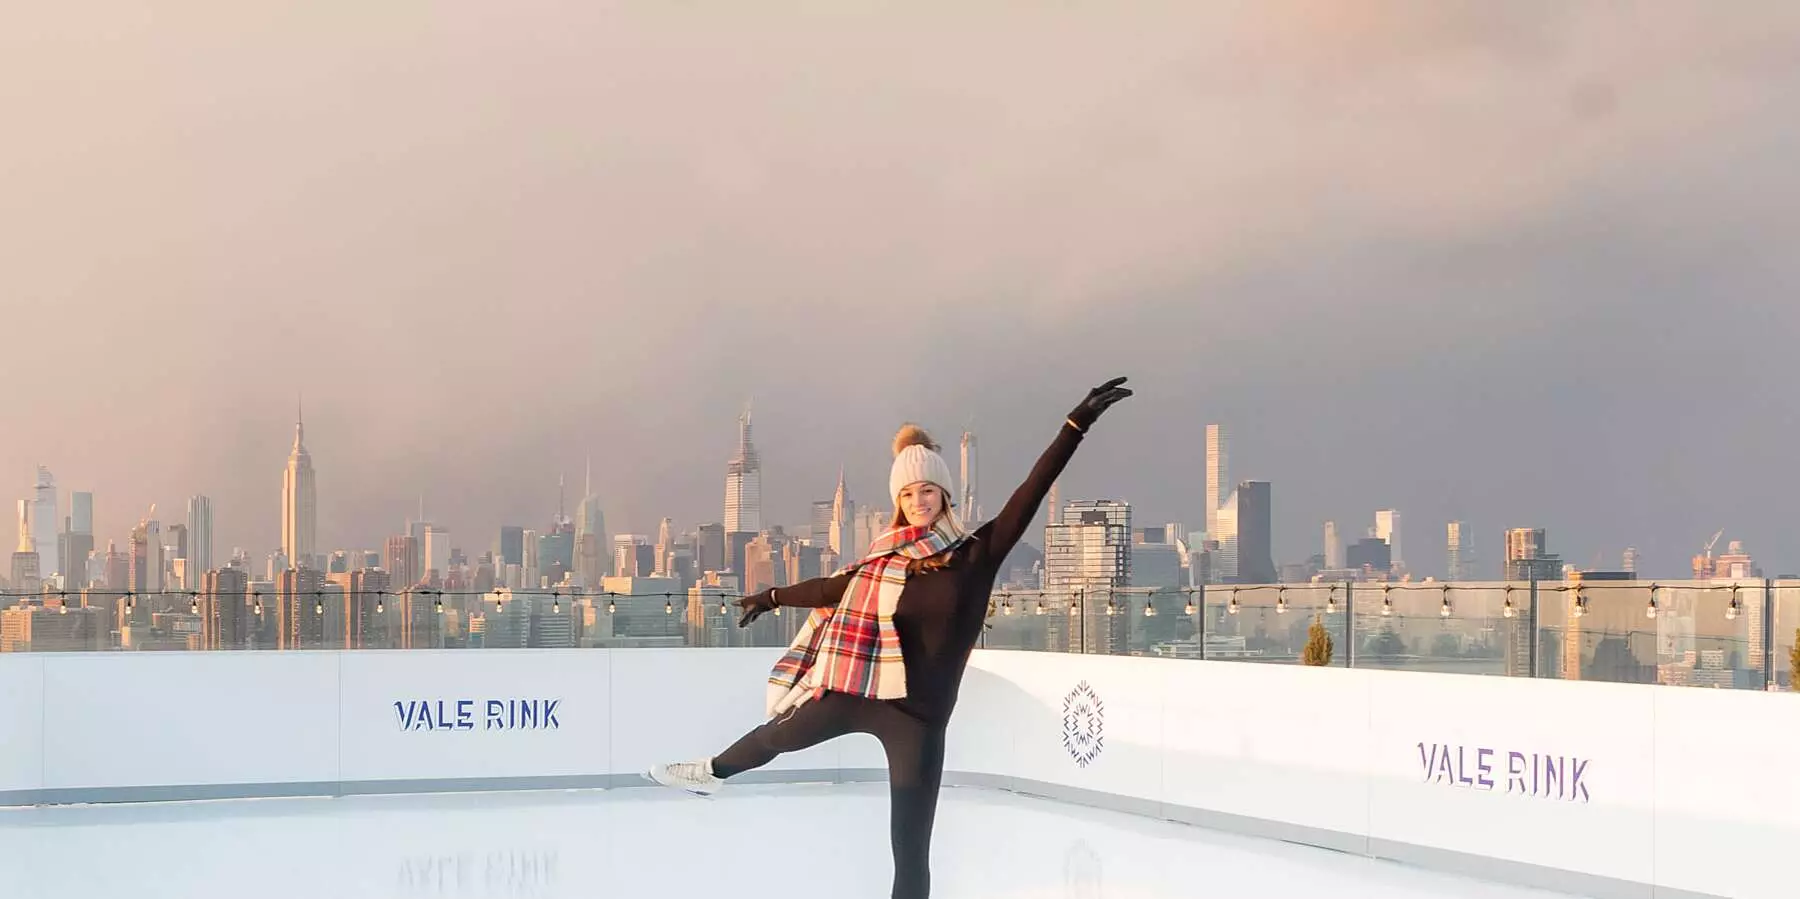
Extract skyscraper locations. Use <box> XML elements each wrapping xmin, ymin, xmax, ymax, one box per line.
<box><xmin>1504</xmin><ymin>528</ymin><xmax>1561</xmax><ymax>581</ymax></box>
<box><xmin>1205</xmin><ymin>424</ymin><xmax>1227</xmax><ymax>543</ymax></box>
<box><xmin>656</xmin><ymin>518</ymin><xmax>675</xmax><ymax>575</ymax></box>
<box><xmin>499</xmin><ymin>526</ymin><xmax>525</xmax><ymax>568</ymax></box>
<box><xmin>423</xmin><ymin>525</ymin><xmax>451</xmax><ymax>580</ymax></box>
<box><xmin>1375</xmin><ymin>510</ymin><xmax>1402</xmax><ymax>567</ymax></box>
<box><xmin>810</xmin><ymin>500</ymin><xmax>834</xmax><ymax>550</ymax></box>
<box><xmin>383</xmin><ymin>534</ymin><xmax>418</xmax><ymax>591</ymax></box>
<box><xmin>31</xmin><ymin>466</ymin><xmax>58</xmax><ymax>579</ymax></box>
<box><xmin>281</xmin><ymin>405</ymin><xmax>317</xmax><ymax>569</ymax></box>
<box><xmin>1323</xmin><ymin>521</ymin><xmax>1342</xmax><ymax>569</ymax></box>
<box><xmin>1234</xmin><ymin>481</ymin><xmax>1275</xmax><ymax>584</ymax></box>
<box><xmin>187</xmin><ymin>496</ymin><xmax>214</xmax><ymax>589</ymax></box>
<box><xmin>201</xmin><ymin>567</ymin><xmax>250</xmax><ymax>651</ymax></box>
<box><xmin>69</xmin><ymin>491</ymin><xmax>93</xmax><ymax>538</ymax></box>
<box><xmin>574</xmin><ymin>458</ymin><xmax>608</xmax><ymax>583</ymax></box>
<box><xmin>1213</xmin><ymin>489</ymin><xmax>1239</xmax><ymax>581</ymax></box>
<box><xmin>11</xmin><ymin>502</ymin><xmax>41</xmax><ymax>592</ymax></box>
<box><xmin>1447</xmin><ymin>521</ymin><xmax>1468</xmax><ymax>581</ymax></box>
<box><xmin>1044</xmin><ymin>500</ymin><xmax>1132</xmax><ymax>654</ymax></box>
<box><xmin>960</xmin><ymin>431</ymin><xmax>980</xmax><ymax>524</ymax></box>
<box><xmin>830</xmin><ymin>469</ymin><xmax>855</xmax><ymax>558</ymax></box>
<box><xmin>723</xmin><ymin>406</ymin><xmax>762</xmax><ymax>534</ymax></box>
<box><xmin>276</xmin><ymin>565</ymin><xmax>326</xmax><ymax>650</ymax></box>
<box><xmin>129</xmin><ymin>512</ymin><xmax>164</xmax><ymax>594</ymax></box>
<box><xmin>696</xmin><ymin>523</ymin><xmax>727</xmax><ymax>574</ymax></box>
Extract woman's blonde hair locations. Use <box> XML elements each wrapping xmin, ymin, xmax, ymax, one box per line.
<box><xmin>891</xmin><ymin>485</ymin><xmax>962</xmax><ymax>573</ymax></box>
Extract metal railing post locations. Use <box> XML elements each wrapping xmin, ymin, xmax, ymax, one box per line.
<box><xmin>1527</xmin><ymin>578</ymin><xmax>1540</xmax><ymax>678</ymax></box>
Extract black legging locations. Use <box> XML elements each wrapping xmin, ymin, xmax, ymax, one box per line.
<box><xmin>711</xmin><ymin>692</ymin><xmax>947</xmax><ymax>899</ymax></box>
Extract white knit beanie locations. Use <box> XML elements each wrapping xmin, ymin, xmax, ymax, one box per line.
<box><xmin>889</xmin><ymin>424</ymin><xmax>956</xmax><ymax>506</ymax></box>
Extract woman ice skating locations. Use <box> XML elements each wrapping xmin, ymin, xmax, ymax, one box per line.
<box><xmin>648</xmin><ymin>376</ymin><xmax>1133</xmax><ymax>899</ymax></box>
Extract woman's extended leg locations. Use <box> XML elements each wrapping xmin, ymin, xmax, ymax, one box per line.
<box><xmin>710</xmin><ymin>692</ymin><xmax>869</xmax><ymax>778</ymax></box>
<box><xmin>649</xmin><ymin>693</ymin><xmax>871</xmax><ymax>794</ymax></box>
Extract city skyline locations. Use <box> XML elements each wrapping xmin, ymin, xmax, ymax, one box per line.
<box><xmin>7</xmin><ymin>6</ymin><xmax>1800</xmax><ymax>576</ymax></box>
<box><xmin>9</xmin><ymin>405</ymin><xmax>1787</xmax><ymax>588</ymax></box>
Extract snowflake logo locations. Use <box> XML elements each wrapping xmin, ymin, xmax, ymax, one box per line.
<box><xmin>1061</xmin><ymin>681</ymin><xmax>1105</xmax><ymax>768</ymax></box>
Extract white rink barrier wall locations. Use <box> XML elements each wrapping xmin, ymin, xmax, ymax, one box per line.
<box><xmin>1</xmin><ymin>649</ymin><xmax>1792</xmax><ymax>899</ymax></box>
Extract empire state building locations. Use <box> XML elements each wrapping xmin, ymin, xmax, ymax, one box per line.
<box><xmin>281</xmin><ymin>405</ymin><xmax>317</xmax><ymax>570</ymax></box>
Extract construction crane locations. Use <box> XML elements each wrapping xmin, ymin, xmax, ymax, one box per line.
<box><xmin>1692</xmin><ymin>529</ymin><xmax>1724</xmax><ymax>579</ymax></box>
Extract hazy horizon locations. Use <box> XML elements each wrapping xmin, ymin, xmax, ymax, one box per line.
<box><xmin>7</xmin><ymin>2</ymin><xmax>1800</xmax><ymax>578</ymax></box>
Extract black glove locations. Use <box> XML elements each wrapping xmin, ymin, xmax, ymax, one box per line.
<box><xmin>1067</xmin><ymin>376</ymin><xmax>1133</xmax><ymax>432</ymax></box>
<box><xmin>736</xmin><ymin>589</ymin><xmax>777</xmax><ymax>627</ymax></box>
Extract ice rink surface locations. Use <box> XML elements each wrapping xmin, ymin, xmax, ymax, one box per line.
<box><xmin>0</xmin><ymin>782</ymin><xmax>1584</xmax><ymax>898</ymax></box>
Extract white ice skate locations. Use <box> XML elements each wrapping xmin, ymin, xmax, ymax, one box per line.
<box><xmin>647</xmin><ymin>759</ymin><xmax>723</xmax><ymax>797</ymax></box>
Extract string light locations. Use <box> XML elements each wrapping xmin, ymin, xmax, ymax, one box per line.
<box><xmin>1143</xmin><ymin>600</ymin><xmax>1156</xmax><ymax>617</ymax></box>
<box><xmin>1276</xmin><ymin>588</ymin><xmax>1288</xmax><ymax>614</ymax></box>
<box><xmin>1726</xmin><ymin>587</ymin><xmax>1740</xmax><ymax>621</ymax></box>
<box><xmin>718</xmin><ymin>598</ymin><xmax>728</xmax><ymax>615</ymax></box>
<box><xmin>1502</xmin><ymin>586</ymin><xmax>1516</xmax><ymax>619</ymax></box>
<box><xmin>434</xmin><ymin>597</ymin><xmax>443</xmax><ymax>614</ymax></box>
<box><xmin>607</xmin><ymin>598</ymin><xmax>617</xmax><ymax>614</ymax></box>
<box><xmin>1645</xmin><ymin>585</ymin><xmax>1658</xmax><ymax>620</ymax></box>
<box><xmin>1440</xmin><ymin>587</ymin><xmax>1453</xmax><ymax>619</ymax></box>
<box><xmin>1183</xmin><ymin>595</ymin><xmax>1195</xmax><ymax>615</ymax></box>
<box><xmin>1381</xmin><ymin>586</ymin><xmax>1393</xmax><ymax>617</ymax></box>
<box><xmin>664</xmin><ymin>599</ymin><xmax>674</xmax><ymax>615</ymax></box>
<box><xmin>1002</xmin><ymin>600</ymin><xmax>1014</xmax><ymax>616</ymax></box>
<box><xmin>376</xmin><ymin>597</ymin><xmax>385</xmax><ymax>614</ymax></box>
<box><xmin>1104</xmin><ymin>599</ymin><xmax>1116</xmax><ymax>617</ymax></box>
<box><xmin>1228</xmin><ymin>589</ymin><xmax>1240</xmax><ymax>615</ymax></box>
<box><xmin>1326</xmin><ymin>588</ymin><xmax>1338</xmax><ymax>615</ymax></box>
<box><xmin>1035</xmin><ymin>600</ymin><xmax>1046</xmax><ymax>616</ymax></box>
<box><xmin>1572</xmin><ymin>588</ymin><xmax>1587</xmax><ymax>618</ymax></box>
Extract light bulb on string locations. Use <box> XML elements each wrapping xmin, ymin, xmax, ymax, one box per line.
<box><xmin>1184</xmin><ymin>596</ymin><xmax>1196</xmax><ymax>615</ymax></box>
<box><xmin>1381</xmin><ymin>588</ymin><xmax>1393</xmax><ymax>617</ymax></box>
<box><xmin>1143</xmin><ymin>601</ymin><xmax>1156</xmax><ymax>618</ymax></box>
<box><xmin>1276</xmin><ymin>589</ymin><xmax>1288</xmax><ymax>614</ymax></box>
<box><xmin>1228</xmin><ymin>592</ymin><xmax>1239</xmax><ymax>615</ymax></box>
<box><xmin>1002</xmin><ymin>600</ymin><xmax>1013</xmax><ymax>616</ymax></box>
<box><xmin>1034</xmin><ymin>600</ymin><xmax>1046</xmax><ymax>616</ymax></box>
<box><xmin>1502</xmin><ymin>590</ymin><xmax>1516</xmax><ymax>619</ymax></box>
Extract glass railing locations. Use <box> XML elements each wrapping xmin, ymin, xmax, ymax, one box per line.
<box><xmin>2</xmin><ymin>579</ymin><xmax>1797</xmax><ymax>691</ymax></box>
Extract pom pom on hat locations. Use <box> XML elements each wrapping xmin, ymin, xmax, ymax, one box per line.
<box><xmin>892</xmin><ymin>423</ymin><xmax>939</xmax><ymax>457</ymax></box>
<box><xmin>889</xmin><ymin>423</ymin><xmax>955</xmax><ymax>504</ymax></box>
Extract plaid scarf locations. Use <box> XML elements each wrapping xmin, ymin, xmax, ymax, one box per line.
<box><xmin>765</xmin><ymin>516</ymin><xmax>966</xmax><ymax>718</ymax></box>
